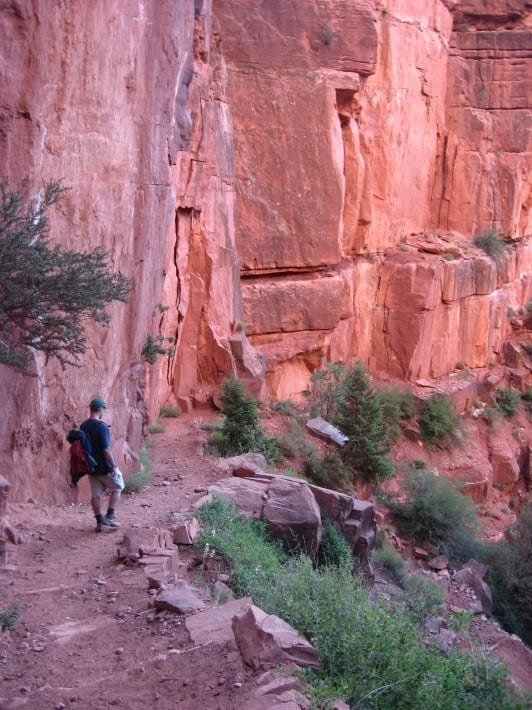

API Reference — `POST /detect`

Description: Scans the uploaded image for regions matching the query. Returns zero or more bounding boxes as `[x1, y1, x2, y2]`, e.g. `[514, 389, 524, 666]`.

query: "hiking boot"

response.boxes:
[96, 519, 104, 533]
[103, 514, 121, 528]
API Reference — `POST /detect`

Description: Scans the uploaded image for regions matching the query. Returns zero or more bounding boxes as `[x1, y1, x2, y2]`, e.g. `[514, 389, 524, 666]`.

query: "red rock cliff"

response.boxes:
[0, 0, 530, 502]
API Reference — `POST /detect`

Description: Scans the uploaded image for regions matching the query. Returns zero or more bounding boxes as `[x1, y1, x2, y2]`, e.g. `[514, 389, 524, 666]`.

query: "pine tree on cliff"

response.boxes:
[333, 361, 393, 483]
[0, 179, 131, 374]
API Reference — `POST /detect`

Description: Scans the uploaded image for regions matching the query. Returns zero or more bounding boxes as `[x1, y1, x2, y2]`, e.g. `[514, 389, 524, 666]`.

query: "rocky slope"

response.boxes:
[0, 0, 530, 502]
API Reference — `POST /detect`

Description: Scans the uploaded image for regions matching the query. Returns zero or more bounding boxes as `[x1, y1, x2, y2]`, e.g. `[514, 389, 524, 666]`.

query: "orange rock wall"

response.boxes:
[0, 0, 530, 502]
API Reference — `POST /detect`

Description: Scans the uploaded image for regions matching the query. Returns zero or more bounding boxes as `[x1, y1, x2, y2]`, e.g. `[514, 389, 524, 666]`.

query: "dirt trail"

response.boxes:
[0, 413, 256, 710]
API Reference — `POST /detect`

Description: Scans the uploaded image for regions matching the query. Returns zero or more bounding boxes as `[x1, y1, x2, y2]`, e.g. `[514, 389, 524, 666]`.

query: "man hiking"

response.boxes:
[81, 397, 124, 532]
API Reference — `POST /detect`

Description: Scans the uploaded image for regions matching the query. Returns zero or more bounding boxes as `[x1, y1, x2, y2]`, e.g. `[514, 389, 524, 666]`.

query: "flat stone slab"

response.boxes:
[306, 418, 348, 446]
[185, 597, 253, 645]
[154, 582, 206, 615]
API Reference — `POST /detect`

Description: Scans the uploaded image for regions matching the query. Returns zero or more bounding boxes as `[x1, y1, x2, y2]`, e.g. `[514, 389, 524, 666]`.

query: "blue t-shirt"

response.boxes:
[80, 418, 112, 475]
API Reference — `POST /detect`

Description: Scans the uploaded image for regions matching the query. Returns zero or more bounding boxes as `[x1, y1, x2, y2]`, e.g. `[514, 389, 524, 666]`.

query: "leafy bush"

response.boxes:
[473, 228, 507, 261]
[159, 404, 181, 418]
[487, 505, 532, 645]
[317, 518, 351, 568]
[0, 179, 131, 374]
[333, 362, 393, 483]
[494, 387, 521, 417]
[0, 599, 22, 630]
[195, 498, 513, 709]
[384, 467, 482, 562]
[276, 420, 316, 459]
[401, 574, 445, 626]
[373, 542, 407, 585]
[419, 394, 460, 448]
[147, 419, 165, 434]
[124, 446, 152, 493]
[207, 376, 281, 464]
[376, 386, 415, 440]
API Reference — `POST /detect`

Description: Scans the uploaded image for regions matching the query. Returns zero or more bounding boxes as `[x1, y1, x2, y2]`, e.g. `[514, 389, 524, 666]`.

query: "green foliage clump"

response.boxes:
[195, 498, 513, 709]
[147, 419, 165, 434]
[385, 467, 482, 562]
[276, 420, 316, 459]
[316, 518, 351, 568]
[124, 445, 152, 493]
[0, 179, 131, 374]
[373, 542, 407, 585]
[333, 362, 393, 483]
[487, 505, 532, 645]
[473, 228, 507, 261]
[494, 387, 521, 417]
[207, 376, 281, 464]
[419, 394, 461, 448]
[141, 334, 175, 365]
[159, 404, 181, 418]
[377, 386, 416, 441]
[0, 599, 22, 630]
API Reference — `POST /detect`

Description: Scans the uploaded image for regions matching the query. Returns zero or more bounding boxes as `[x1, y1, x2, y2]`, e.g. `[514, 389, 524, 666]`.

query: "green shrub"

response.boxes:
[276, 420, 316, 459]
[317, 518, 351, 568]
[0, 599, 22, 630]
[373, 542, 407, 585]
[271, 399, 306, 424]
[494, 387, 521, 417]
[124, 446, 152, 493]
[333, 362, 393, 483]
[419, 394, 460, 448]
[159, 404, 181, 418]
[207, 376, 281, 464]
[195, 498, 513, 709]
[473, 228, 507, 261]
[147, 419, 165, 434]
[376, 386, 416, 440]
[401, 574, 445, 626]
[521, 389, 532, 415]
[487, 505, 532, 645]
[384, 467, 482, 562]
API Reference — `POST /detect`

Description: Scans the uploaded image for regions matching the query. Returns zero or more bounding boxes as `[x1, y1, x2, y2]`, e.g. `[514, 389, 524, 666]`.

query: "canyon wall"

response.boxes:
[0, 0, 530, 502]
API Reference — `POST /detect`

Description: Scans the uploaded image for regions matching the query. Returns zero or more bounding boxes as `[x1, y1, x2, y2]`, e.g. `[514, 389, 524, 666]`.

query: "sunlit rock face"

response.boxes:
[0, 0, 530, 502]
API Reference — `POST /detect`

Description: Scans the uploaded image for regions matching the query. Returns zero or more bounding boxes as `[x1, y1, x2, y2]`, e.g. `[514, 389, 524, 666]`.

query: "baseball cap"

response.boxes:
[90, 397, 107, 411]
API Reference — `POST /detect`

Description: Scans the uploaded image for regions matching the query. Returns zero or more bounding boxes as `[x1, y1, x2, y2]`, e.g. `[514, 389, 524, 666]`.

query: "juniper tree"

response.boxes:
[0, 179, 131, 374]
[333, 361, 393, 483]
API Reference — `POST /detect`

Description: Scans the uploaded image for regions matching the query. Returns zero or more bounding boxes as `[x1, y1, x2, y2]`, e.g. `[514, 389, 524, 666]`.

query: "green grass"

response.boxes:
[124, 445, 152, 493]
[195, 498, 515, 709]
[159, 405, 181, 418]
[147, 419, 165, 434]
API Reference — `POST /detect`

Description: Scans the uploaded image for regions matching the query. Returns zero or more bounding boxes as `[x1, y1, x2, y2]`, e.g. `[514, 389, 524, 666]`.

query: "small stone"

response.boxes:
[55, 704, 66, 710]
[31, 643, 45, 652]
[115, 647, 124, 655]
[217, 677, 226, 686]
[233, 681, 242, 688]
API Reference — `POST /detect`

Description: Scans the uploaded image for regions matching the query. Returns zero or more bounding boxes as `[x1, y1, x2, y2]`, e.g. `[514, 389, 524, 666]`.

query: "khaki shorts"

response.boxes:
[89, 469, 124, 497]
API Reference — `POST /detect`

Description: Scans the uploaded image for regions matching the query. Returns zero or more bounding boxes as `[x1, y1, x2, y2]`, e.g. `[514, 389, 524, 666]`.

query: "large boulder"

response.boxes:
[262, 479, 323, 556]
[205, 477, 269, 518]
[232, 604, 321, 671]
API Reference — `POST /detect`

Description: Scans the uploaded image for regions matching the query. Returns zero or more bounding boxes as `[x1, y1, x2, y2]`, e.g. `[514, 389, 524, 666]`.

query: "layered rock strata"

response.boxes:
[0, 0, 530, 502]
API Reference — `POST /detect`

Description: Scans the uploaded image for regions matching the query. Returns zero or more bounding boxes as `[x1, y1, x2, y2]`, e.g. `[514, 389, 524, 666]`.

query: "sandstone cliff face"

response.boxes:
[0, 0, 530, 502]
[0, 0, 194, 500]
